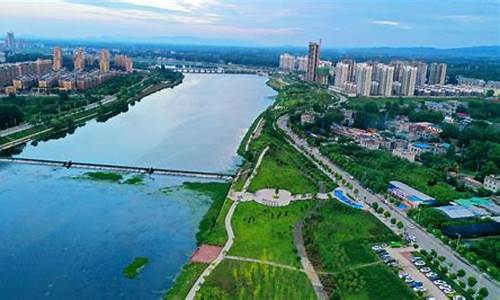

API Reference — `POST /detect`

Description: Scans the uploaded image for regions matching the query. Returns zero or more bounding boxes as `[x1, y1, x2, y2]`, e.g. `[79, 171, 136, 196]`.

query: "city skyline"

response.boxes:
[0, 0, 498, 48]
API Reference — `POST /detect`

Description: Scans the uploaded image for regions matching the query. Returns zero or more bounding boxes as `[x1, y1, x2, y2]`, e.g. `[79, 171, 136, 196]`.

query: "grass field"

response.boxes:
[304, 200, 415, 299]
[229, 201, 314, 267]
[247, 122, 335, 195]
[196, 259, 316, 299]
[164, 263, 208, 300]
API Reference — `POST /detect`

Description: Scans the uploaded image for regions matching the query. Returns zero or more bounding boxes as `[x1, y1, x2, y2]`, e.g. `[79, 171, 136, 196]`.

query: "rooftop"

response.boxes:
[388, 181, 435, 202]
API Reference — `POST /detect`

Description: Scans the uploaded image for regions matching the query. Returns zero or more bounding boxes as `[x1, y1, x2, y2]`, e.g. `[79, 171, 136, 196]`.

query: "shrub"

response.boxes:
[457, 269, 466, 277]
[396, 221, 404, 229]
[467, 276, 477, 287]
[478, 287, 488, 298]
[383, 211, 390, 218]
[390, 218, 396, 224]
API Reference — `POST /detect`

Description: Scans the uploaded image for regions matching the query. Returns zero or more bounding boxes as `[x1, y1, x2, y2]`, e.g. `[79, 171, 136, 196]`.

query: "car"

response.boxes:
[409, 281, 422, 288]
[414, 261, 426, 266]
[371, 245, 383, 251]
[404, 277, 414, 283]
[411, 256, 422, 262]
[452, 296, 466, 300]
[426, 272, 439, 280]
[442, 288, 455, 294]
[419, 267, 432, 273]
[433, 280, 447, 285]
[413, 287, 427, 293]
[438, 284, 452, 291]
[399, 273, 410, 279]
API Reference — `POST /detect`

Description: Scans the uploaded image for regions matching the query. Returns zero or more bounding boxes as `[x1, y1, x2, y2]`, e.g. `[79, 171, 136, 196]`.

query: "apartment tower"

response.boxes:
[53, 47, 63, 71]
[306, 41, 320, 82]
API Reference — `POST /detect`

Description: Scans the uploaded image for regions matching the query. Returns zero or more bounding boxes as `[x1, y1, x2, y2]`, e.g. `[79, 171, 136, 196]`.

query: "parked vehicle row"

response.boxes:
[410, 255, 465, 299]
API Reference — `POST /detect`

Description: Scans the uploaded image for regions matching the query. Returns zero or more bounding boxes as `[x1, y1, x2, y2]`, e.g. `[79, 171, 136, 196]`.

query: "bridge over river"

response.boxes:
[0, 157, 235, 180]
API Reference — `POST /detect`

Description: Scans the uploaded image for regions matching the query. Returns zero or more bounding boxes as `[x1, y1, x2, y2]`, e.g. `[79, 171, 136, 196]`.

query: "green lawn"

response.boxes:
[229, 201, 314, 267]
[164, 263, 208, 300]
[304, 200, 414, 299]
[322, 264, 415, 300]
[248, 138, 334, 195]
[196, 259, 316, 300]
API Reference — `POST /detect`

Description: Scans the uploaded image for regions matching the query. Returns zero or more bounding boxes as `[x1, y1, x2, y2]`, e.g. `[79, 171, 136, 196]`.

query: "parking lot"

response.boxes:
[386, 247, 448, 300]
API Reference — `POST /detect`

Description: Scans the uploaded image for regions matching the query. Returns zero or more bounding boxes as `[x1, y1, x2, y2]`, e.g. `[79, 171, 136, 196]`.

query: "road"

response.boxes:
[277, 115, 499, 299]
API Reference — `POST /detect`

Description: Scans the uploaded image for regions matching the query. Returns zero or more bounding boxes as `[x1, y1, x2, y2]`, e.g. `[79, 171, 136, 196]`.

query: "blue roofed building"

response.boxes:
[388, 181, 436, 208]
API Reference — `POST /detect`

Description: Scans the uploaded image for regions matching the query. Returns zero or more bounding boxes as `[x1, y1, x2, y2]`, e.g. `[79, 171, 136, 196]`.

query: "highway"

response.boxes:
[277, 115, 499, 299]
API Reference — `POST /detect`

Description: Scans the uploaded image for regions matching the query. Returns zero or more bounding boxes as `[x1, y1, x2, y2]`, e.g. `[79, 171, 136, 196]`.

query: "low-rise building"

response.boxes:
[388, 181, 436, 208]
[484, 175, 500, 193]
[300, 111, 319, 124]
[392, 148, 416, 162]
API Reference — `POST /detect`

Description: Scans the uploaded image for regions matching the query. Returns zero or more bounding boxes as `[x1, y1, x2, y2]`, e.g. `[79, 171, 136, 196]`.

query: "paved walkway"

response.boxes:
[277, 114, 499, 298]
[186, 200, 238, 300]
[225, 255, 302, 272]
[188, 147, 269, 299]
[295, 219, 329, 300]
[240, 146, 269, 192]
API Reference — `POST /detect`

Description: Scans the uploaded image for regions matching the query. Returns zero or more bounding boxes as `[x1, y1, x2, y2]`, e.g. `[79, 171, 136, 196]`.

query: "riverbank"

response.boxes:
[0, 76, 183, 153]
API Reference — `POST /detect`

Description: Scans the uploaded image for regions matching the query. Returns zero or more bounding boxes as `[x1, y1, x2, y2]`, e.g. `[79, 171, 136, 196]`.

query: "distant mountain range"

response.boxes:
[21, 34, 500, 59]
[332, 46, 500, 59]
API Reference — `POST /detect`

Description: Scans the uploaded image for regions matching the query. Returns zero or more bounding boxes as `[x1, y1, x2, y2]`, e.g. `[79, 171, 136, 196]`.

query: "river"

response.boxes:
[0, 74, 275, 299]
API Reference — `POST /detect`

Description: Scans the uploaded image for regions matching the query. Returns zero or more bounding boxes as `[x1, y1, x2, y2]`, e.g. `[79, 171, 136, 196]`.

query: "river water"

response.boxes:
[0, 74, 275, 299]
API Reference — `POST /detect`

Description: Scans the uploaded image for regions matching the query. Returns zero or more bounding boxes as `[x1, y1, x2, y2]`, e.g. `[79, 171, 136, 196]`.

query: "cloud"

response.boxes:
[439, 14, 486, 23]
[372, 20, 400, 26]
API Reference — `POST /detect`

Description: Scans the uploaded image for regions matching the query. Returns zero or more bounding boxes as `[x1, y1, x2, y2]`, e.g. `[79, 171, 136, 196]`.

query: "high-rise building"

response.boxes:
[334, 62, 350, 88]
[306, 41, 320, 82]
[355, 63, 373, 96]
[390, 60, 407, 82]
[414, 62, 428, 86]
[340, 59, 356, 82]
[374, 64, 394, 97]
[295, 56, 308, 72]
[99, 49, 110, 73]
[73, 48, 85, 71]
[114, 55, 134, 73]
[428, 63, 447, 85]
[279, 53, 296, 71]
[5, 32, 15, 51]
[53, 47, 63, 71]
[400, 65, 418, 96]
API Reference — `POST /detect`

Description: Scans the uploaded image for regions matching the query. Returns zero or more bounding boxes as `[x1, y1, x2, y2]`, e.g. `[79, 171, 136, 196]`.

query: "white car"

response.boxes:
[419, 267, 432, 273]
[425, 272, 438, 278]
[414, 261, 426, 266]
[413, 287, 427, 292]
[404, 277, 414, 283]
[433, 280, 447, 285]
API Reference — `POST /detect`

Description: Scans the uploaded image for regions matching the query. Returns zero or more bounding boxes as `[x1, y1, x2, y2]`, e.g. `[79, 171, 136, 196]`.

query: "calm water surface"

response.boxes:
[0, 74, 275, 299]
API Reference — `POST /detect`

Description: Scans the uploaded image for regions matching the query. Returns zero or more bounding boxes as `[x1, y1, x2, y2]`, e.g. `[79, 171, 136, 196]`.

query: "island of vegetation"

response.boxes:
[123, 257, 149, 279]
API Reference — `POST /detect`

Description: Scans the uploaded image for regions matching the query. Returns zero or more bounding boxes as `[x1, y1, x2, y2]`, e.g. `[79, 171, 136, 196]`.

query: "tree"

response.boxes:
[397, 221, 404, 229]
[457, 269, 466, 277]
[478, 287, 488, 298]
[384, 211, 391, 218]
[485, 89, 494, 97]
[468, 276, 477, 287]
[390, 218, 397, 225]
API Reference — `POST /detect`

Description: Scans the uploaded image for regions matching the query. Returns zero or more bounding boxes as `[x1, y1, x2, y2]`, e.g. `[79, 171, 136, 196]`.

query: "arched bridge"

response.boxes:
[0, 157, 235, 181]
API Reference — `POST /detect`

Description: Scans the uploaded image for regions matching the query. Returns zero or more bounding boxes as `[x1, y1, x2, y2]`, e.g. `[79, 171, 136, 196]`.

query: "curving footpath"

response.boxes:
[186, 200, 238, 300]
[187, 146, 269, 299]
[277, 114, 500, 298]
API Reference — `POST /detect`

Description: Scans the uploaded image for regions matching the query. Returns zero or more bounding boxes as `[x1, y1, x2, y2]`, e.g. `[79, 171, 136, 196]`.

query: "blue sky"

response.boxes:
[0, 0, 498, 47]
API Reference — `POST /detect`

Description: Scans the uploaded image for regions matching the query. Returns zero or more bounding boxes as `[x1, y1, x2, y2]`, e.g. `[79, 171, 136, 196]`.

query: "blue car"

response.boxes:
[409, 281, 423, 288]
